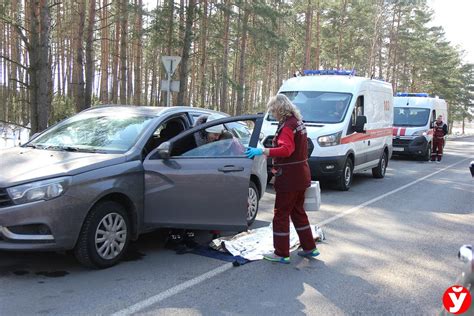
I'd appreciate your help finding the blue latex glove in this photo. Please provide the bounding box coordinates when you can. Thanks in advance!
[245,147,263,159]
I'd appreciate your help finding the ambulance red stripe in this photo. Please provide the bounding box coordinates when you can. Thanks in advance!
[340,128,393,144]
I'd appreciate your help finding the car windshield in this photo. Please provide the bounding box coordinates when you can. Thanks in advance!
[393,107,430,127]
[27,112,154,153]
[267,91,352,123]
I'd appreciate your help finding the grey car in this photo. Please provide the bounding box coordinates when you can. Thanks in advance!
[0,106,267,268]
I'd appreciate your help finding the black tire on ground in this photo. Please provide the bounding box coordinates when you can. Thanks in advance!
[372,151,388,178]
[422,143,431,161]
[247,181,260,226]
[74,201,130,269]
[337,158,353,191]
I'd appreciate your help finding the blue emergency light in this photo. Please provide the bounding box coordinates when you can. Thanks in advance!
[303,69,356,76]
[396,92,429,97]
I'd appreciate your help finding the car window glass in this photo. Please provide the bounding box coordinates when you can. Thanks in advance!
[29,113,154,153]
[171,119,254,157]
[225,122,252,147]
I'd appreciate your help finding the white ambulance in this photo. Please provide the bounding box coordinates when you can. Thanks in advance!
[261,70,393,191]
[392,93,448,160]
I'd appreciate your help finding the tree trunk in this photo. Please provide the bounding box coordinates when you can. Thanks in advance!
[303,0,312,70]
[177,0,196,106]
[85,0,96,109]
[73,0,86,112]
[119,0,128,104]
[236,3,249,115]
[220,0,230,113]
[100,0,109,103]
[29,0,52,133]
[133,0,143,105]
[198,0,208,108]
[111,5,120,103]
[313,0,320,69]
[166,0,174,55]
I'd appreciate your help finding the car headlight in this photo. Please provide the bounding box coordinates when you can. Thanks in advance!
[412,130,427,136]
[318,131,342,147]
[7,177,71,205]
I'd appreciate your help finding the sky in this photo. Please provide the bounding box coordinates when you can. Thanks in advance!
[427,0,474,64]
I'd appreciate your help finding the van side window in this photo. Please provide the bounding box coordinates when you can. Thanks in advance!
[348,96,364,134]
[431,110,436,125]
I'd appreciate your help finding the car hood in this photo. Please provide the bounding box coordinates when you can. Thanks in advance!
[0,147,127,187]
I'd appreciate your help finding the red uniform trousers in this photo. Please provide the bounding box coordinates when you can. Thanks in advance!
[431,138,444,161]
[273,190,316,258]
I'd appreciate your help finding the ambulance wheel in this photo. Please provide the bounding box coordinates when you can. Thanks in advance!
[337,158,353,191]
[422,143,431,161]
[372,151,387,179]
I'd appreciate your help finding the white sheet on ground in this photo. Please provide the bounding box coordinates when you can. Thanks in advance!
[210,224,325,261]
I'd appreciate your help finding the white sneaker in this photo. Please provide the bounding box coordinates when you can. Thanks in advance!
[436,161,441,163]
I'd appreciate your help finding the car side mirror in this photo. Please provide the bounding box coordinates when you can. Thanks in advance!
[355,115,367,133]
[156,142,171,159]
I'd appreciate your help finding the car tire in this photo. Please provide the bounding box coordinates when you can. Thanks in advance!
[74,201,130,269]
[372,151,388,178]
[422,143,431,161]
[337,158,353,191]
[247,182,259,226]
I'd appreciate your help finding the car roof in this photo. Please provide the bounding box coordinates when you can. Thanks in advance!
[80,105,227,117]
[279,75,391,95]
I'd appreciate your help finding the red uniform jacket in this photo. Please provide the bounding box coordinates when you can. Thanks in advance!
[433,121,448,140]
[269,116,311,192]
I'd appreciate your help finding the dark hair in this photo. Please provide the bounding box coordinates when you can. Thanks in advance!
[219,130,233,140]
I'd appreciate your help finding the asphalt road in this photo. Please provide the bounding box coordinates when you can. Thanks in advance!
[1,137,473,315]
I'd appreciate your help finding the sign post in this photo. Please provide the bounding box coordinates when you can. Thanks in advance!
[161,56,181,107]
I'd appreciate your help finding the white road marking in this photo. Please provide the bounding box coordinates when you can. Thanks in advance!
[112,157,469,315]
[318,157,469,226]
[112,263,234,316]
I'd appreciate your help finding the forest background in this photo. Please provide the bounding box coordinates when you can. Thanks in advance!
[0,0,473,134]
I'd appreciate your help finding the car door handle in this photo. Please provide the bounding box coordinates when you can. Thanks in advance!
[218,165,245,173]
[368,140,371,146]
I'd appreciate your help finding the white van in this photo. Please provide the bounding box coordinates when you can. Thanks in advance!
[261,70,393,190]
[392,93,448,160]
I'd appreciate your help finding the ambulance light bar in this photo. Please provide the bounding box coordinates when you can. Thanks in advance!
[396,92,429,97]
[303,69,356,76]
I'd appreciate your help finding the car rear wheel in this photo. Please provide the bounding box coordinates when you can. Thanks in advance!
[372,151,388,178]
[74,201,130,269]
[337,158,353,191]
[247,182,259,226]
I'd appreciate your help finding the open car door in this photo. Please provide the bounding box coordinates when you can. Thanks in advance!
[143,114,264,231]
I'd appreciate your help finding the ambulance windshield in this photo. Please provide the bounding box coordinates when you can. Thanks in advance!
[269,91,352,124]
[393,107,430,127]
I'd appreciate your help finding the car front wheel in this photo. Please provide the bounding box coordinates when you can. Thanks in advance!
[247,182,259,226]
[74,201,130,269]
[337,158,353,191]
[372,151,388,178]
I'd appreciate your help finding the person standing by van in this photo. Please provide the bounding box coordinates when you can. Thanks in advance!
[431,115,448,163]
[245,94,319,264]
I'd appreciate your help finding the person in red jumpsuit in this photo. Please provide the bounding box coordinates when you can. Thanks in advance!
[431,115,448,163]
[245,94,319,264]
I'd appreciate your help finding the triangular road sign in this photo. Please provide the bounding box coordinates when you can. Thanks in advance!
[161,56,182,75]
